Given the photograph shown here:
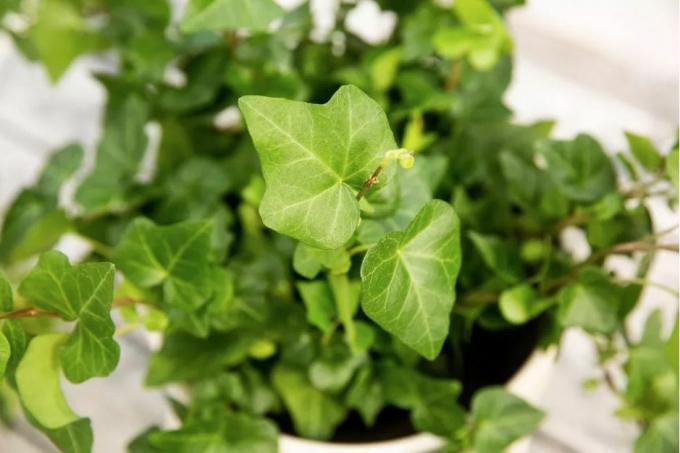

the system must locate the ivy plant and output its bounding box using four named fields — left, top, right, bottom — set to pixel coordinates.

left=0, top=0, right=677, bottom=453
